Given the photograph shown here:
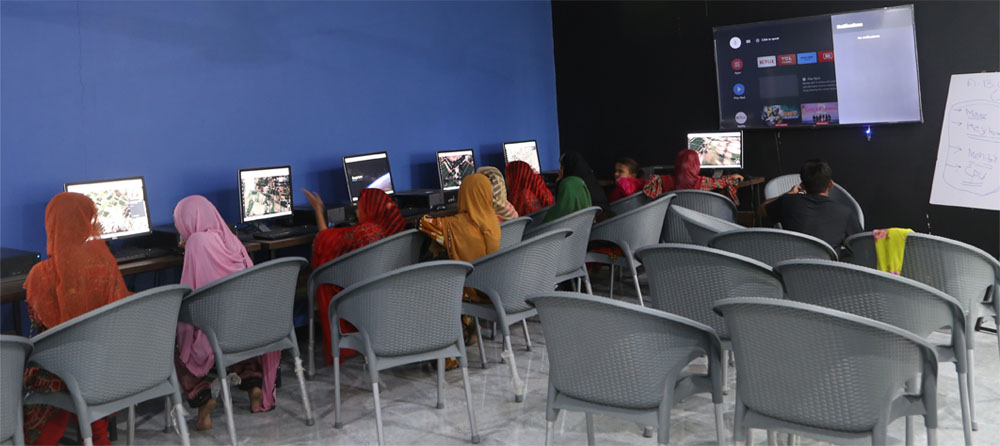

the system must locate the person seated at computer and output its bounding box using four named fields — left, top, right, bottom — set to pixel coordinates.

left=476, top=166, right=519, bottom=222
left=544, top=173, right=593, bottom=222
left=22, top=192, right=130, bottom=445
left=172, top=195, right=279, bottom=430
left=419, top=174, right=500, bottom=368
left=302, top=188, right=405, bottom=367
left=506, top=160, right=554, bottom=215
left=608, top=157, right=647, bottom=202
left=559, top=151, right=609, bottom=211
left=643, top=149, right=743, bottom=204
left=759, top=159, right=862, bottom=249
